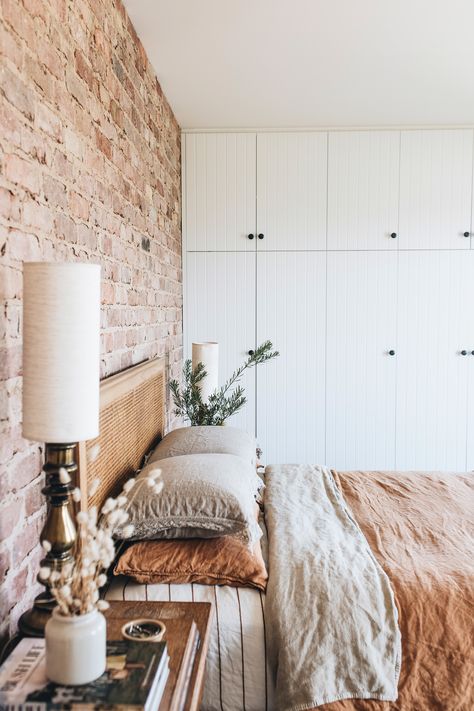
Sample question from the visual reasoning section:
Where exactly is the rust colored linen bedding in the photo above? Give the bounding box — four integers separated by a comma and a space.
325, 470, 474, 711
114, 535, 268, 590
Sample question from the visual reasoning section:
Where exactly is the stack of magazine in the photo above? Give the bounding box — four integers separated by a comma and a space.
0, 638, 169, 710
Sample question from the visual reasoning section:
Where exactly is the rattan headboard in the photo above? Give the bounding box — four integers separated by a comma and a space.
78, 357, 166, 510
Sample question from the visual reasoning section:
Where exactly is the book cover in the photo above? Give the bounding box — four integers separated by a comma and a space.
0, 638, 168, 710
171, 621, 200, 711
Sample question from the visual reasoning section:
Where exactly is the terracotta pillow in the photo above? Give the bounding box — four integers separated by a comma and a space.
114, 536, 268, 591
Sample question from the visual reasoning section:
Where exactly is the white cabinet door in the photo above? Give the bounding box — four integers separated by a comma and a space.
184, 133, 256, 251
256, 133, 327, 250
467, 347, 474, 471
326, 252, 398, 470
256, 252, 326, 464
399, 130, 473, 249
185, 253, 256, 434
396, 251, 474, 470
327, 131, 400, 250
472, 142, 474, 249
467, 357, 474, 471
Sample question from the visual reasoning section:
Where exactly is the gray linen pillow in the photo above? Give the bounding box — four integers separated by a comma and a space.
149, 426, 258, 468
117, 453, 262, 545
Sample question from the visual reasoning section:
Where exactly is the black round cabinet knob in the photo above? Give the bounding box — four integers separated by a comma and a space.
389, 350, 396, 356
390, 232, 397, 239
471, 351, 474, 356
463, 231, 470, 238
258, 233, 264, 240
248, 350, 255, 356
248, 233, 255, 240
461, 350, 467, 356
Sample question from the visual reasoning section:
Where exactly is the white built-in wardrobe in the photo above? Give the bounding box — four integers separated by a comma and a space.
182, 130, 474, 470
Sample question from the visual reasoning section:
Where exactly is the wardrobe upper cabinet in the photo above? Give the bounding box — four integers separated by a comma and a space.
256, 133, 327, 250
185, 252, 256, 434
184, 133, 256, 251
327, 131, 400, 250
399, 130, 473, 249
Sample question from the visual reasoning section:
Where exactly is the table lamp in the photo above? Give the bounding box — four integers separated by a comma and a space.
19, 262, 100, 636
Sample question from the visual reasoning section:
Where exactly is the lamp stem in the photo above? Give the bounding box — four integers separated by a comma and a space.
18, 443, 78, 637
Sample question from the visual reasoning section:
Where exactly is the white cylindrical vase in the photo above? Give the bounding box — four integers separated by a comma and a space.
45, 609, 106, 685
192, 342, 218, 403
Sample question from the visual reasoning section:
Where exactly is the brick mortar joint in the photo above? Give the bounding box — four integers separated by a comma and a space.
0, 50, 178, 176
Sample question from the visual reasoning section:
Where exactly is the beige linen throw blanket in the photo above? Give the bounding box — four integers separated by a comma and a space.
264, 464, 401, 711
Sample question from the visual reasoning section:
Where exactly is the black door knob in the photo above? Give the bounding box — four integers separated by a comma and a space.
388, 350, 396, 356
463, 231, 470, 238
390, 232, 397, 239
258, 233, 264, 240
461, 350, 467, 356
248, 350, 255, 356
248, 233, 254, 240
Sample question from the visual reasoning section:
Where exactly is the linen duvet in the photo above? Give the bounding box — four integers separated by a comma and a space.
108, 467, 473, 711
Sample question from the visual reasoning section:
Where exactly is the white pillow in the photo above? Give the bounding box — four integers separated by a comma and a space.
149, 425, 258, 468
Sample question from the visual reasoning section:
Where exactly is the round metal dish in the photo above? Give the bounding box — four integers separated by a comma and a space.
121, 618, 166, 642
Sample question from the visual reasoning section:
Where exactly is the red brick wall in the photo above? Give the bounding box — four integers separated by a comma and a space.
0, 0, 182, 637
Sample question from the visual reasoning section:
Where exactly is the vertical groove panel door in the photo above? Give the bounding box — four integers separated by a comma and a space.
256, 252, 326, 464
326, 251, 398, 470
467, 260, 474, 467
396, 251, 473, 470
256, 133, 327, 250
184, 133, 256, 251
327, 131, 400, 250
471, 140, 474, 249
399, 130, 473, 249
185, 252, 256, 434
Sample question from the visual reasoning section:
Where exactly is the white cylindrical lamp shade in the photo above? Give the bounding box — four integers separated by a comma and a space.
22, 262, 101, 443
192, 342, 218, 403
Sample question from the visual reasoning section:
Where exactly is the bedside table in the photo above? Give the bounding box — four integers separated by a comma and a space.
104, 601, 213, 711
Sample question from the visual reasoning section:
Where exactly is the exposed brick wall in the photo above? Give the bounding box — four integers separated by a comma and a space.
0, 0, 182, 637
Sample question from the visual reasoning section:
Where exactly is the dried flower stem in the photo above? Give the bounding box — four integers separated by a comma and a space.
41, 468, 162, 617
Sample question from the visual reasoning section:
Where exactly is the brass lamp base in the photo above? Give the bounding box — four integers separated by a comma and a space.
18, 592, 56, 638
18, 443, 78, 638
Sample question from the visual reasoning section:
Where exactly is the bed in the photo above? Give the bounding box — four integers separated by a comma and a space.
79, 358, 474, 711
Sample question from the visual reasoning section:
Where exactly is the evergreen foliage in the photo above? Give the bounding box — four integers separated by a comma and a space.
170, 340, 279, 425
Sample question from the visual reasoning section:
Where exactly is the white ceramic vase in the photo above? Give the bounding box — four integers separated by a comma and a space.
45, 608, 106, 685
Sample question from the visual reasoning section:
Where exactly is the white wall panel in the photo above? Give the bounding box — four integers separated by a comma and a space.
256, 252, 326, 464
326, 251, 398, 469
399, 130, 473, 249
396, 251, 474, 470
256, 133, 327, 250
185, 252, 256, 434
327, 131, 400, 250
184, 133, 256, 251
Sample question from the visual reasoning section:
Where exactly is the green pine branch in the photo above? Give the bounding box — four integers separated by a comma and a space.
170, 341, 279, 426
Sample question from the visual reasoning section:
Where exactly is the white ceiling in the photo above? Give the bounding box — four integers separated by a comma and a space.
123, 0, 474, 129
